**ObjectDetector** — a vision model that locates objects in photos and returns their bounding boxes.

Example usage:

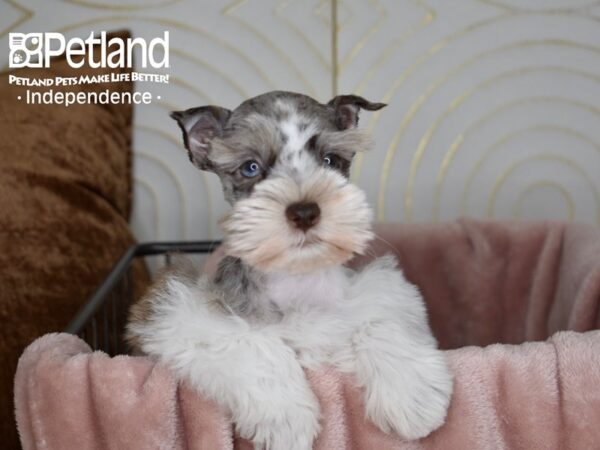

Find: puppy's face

[172,91,385,274]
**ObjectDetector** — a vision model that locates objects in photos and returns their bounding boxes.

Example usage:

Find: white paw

[236,391,321,450]
[365,352,453,440]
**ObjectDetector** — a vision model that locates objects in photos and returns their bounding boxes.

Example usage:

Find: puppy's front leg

[338,256,453,440]
[127,276,320,450]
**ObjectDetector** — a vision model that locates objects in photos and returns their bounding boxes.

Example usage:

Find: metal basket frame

[65,241,220,355]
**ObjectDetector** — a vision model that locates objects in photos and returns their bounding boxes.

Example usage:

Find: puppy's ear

[170,106,232,170]
[327,95,386,130]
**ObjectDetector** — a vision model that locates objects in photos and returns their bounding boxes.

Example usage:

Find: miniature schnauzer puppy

[127,91,452,450]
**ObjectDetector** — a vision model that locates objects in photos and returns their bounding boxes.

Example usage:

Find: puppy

[127,91,452,450]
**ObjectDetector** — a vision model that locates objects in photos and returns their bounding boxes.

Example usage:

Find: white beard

[220,163,373,275]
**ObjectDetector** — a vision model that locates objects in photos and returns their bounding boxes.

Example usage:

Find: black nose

[286,202,320,231]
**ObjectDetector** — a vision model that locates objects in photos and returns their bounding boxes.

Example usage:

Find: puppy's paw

[236,390,321,450]
[365,353,453,440]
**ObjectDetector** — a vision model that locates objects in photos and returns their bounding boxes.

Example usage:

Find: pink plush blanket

[15,220,600,449]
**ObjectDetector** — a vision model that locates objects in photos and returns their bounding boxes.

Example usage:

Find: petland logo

[9,31,169,69]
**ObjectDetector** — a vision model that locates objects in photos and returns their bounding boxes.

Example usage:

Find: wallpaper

[2,0,599,242]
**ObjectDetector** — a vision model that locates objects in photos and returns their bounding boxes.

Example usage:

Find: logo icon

[9,33,44,68]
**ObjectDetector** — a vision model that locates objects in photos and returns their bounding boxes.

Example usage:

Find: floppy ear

[170,106,232,170]
[327,95,386,130]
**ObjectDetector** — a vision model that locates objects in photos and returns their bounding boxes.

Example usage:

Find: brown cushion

[0,30,149,448]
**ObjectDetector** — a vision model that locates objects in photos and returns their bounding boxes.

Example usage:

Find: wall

[2,0,599,242]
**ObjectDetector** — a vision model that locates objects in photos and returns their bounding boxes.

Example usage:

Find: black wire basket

[65,241,220,355]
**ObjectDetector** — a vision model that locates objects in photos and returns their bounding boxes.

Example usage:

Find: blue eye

[323,153,338,167]
[240,160,262,178]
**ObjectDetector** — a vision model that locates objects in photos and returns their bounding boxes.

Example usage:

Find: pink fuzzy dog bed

[15,220,600,449]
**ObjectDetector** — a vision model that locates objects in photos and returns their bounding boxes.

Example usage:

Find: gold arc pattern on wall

[137,150,190,239]
[486,154,600,225]
[275,0,331,71]
[351,0,436,96]
[61,0,181,11]
[371,39,599,215]
[331,0,337,95]
[222,0,319,98]
[461,123,600,222]
[136,124,215,240]
[355,11,520,196]
[350,0,436,181]
[437,99,600,220]
[329,5,600,207]
[1,0,33,37]
[364,12,518,146]
[54,16,277,89]
[169,76,213,103]
[337,0,386,74]
[134,177,162,238]
[370,3,598,221]
[513,181,575,221]
[314,0,331,29]
[2,0,599,231]
[478,0,600,14]
[400,65,600,222]
[366,7,600,219]
[170,48,250,98]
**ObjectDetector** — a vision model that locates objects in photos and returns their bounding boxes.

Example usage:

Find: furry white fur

[128,255,452,448]
[129,92,453,450]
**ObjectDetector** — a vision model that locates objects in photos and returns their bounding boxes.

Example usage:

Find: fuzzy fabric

[14,219,600,449]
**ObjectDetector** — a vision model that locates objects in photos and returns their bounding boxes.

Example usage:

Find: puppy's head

[171,91,385,274]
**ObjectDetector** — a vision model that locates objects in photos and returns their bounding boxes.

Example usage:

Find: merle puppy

[127,91,452,450]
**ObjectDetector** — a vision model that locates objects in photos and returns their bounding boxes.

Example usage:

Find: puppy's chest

[264,267,349,313]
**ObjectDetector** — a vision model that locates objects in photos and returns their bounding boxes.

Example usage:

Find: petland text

[9,31,169,69]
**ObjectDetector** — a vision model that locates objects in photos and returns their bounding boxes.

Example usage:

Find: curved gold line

[133,177,161,238]
[137,150,189,238]
[327,0,354,31]
[350,0,436,181]
[315,0,352,30]
[367,11,513,111]
[462,123,600,217]
[487,154,600,225]
[338,0,387,72]
[476,0,600,14]
[275,0,331,70]
[436,98,600,219]
[137,124,182,147]
[137,125,215,238]
[513,180,575,220]
[169,75,213,103]
[222,0,318,97]
[399,66,600,222]
[156,99,180,111]
[221,0,246,15]
[371,41,598,190]
[0,0,34,38]
[375,39,600,219]
[314,0,330,28]
[170,48,250,98]
[360,12,515,189]
[54,16,275,88]
[62,0,181,11]
[331,0,338,96]
[353,0,437,96]
[362,11,600,197]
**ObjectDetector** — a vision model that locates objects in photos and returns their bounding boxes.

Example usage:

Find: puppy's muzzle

[286,202,320,231]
